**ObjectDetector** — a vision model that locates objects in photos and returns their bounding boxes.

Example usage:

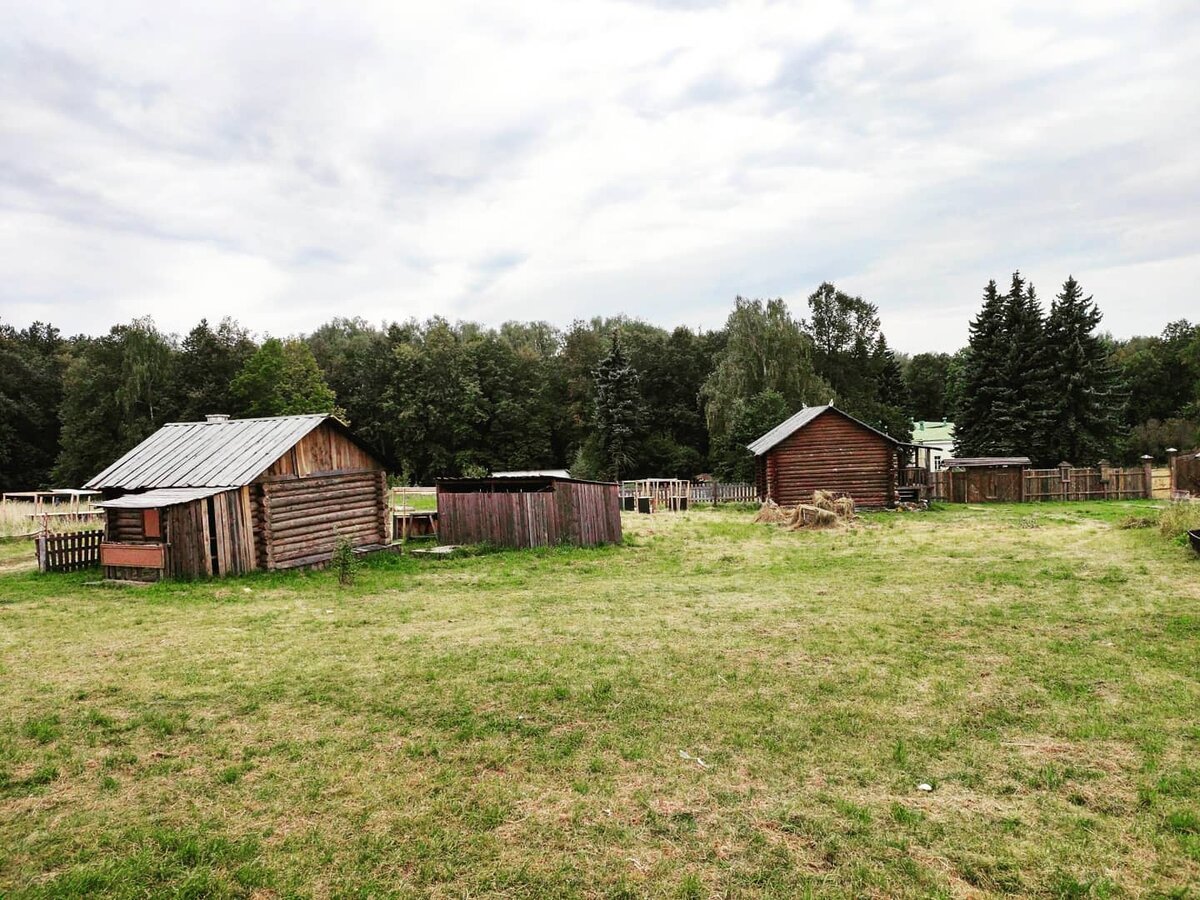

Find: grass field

[1,503,1198,898]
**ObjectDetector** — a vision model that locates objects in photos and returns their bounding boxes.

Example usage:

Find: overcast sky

[2,1,1197,352]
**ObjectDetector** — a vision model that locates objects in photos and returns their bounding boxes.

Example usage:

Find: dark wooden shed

[86,414,388,580]
[748,405,904,508]
[437,475,622,549]
[937,457,1033,503]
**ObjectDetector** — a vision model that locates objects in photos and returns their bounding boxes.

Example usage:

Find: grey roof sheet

[97,486,234,508]
[491,469,572,478]
[939,456,1032,468]
[85,415,330,490]
[747,405,902,456]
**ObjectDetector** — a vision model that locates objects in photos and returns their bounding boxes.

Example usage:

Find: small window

[143,508,162,539]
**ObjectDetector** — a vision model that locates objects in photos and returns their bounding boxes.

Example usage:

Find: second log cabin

[748,405,906,508]
[85,414,388,580]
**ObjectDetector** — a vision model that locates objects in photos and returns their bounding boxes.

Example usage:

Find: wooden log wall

[760,411,896,508]
[105,509,145,543]
[260,469,387,570]
[437,481,621,549]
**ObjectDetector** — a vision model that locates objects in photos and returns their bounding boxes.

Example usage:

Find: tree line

[1,278,1197,491]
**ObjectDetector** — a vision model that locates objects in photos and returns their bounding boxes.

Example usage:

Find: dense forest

[2,276,1197,492]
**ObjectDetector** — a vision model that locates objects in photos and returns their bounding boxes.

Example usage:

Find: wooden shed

[85,414,388,580]
[937,457,1032,503]
[437,475,622,549]
[748,405,904,508]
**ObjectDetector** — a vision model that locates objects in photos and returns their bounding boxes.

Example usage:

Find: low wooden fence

[690,482,757,504]
[932,464,1154,503]
[1023,466,1150,501]
[36,529,104,573]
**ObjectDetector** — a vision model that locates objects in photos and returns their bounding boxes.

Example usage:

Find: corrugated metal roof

[939,456,1032,468]
[491,469,572,478]
[85,415,330,490]
[746,405,902,456]
[97,486,235,508]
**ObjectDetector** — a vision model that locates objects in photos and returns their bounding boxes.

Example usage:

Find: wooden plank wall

[1174,454,1200,495]
[260,422,380,479]
[260,470,387,570]
[164,499,211,579]
[761,411,896,508]
[438,481,621,549]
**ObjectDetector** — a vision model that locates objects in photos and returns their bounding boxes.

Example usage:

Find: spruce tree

[1043,276,1121,464]
[954,280,1008,455]
[592,331,641,481]
[995,274,1053,462]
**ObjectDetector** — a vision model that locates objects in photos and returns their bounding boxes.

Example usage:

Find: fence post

[1140,455,1153,499]
[1058,462,1071,502]
[1166,448,1178,494]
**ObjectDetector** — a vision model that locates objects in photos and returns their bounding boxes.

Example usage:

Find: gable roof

[746,405,901,456]
[85,414,365,491]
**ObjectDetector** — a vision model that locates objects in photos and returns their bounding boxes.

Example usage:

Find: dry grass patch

[0,501,1197,897]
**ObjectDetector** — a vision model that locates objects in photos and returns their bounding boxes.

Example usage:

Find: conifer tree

[995,274,1053,461]
[1043,276,1121,464]
[954,280,1008,455]
[592,331,641,481]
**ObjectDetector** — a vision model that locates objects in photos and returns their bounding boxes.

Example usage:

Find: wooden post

[1166,448,1178,495]
[1058,462,1071,502]
[1140,455,1153,500]
[261,483,275,570]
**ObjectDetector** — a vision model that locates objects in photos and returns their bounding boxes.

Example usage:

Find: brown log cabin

[748,405,921,508]
[85,414,388,581]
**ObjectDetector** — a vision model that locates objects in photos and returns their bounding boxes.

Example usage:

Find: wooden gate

[36,529,104,573]
[945,468,1023,503]
[1174,453,1200,497]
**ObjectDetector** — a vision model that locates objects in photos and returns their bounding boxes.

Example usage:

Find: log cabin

[747,405,906,509]
[84,414,388,580]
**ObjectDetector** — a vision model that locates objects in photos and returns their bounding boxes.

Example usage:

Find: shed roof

[85,414,362,491]
[939,456,1032,468]
[491,469,572,478]
[746,405,901,456]
[96,486,234,509]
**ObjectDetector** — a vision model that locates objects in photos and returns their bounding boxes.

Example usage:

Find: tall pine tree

[995,274,1053,462]
[591,332,641,481]
[954,280,1008,456]
[1043,276,1121,464]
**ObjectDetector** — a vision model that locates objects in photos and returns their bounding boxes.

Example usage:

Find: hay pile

[753,491,856,530]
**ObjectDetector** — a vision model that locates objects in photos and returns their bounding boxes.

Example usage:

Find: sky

[1,1,1197,353]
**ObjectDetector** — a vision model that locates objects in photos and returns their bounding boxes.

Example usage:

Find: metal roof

[85,414,333,490]
[491,469,572,478]
[97,486,235,509]
[939,456,1032,468]
[747,405,901,456]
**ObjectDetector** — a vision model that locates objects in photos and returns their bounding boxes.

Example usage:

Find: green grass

[1,502,1197,897]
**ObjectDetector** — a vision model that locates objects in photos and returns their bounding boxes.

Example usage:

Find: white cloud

[1,0,1197,351]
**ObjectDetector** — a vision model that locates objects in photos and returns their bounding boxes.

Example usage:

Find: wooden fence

[36,529,104,573]
[933,464,1154,503]
[690,482,757,504]
[1173,452,1200,497]
[1023,466,1150,501]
